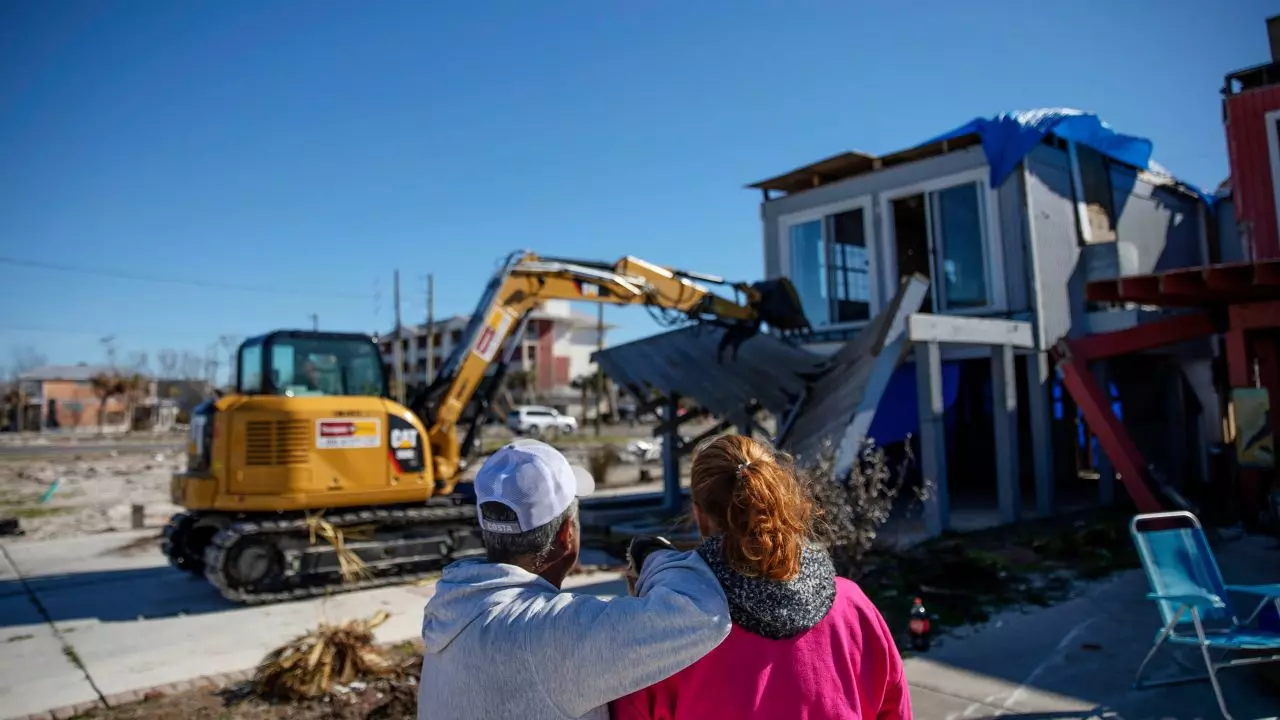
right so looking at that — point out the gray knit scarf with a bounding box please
[696,535,838,640]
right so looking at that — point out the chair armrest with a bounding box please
[1225,584,1280,598]
[1147,592,1226,609]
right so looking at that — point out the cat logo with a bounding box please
[391,428,419,450]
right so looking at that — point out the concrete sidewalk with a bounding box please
[0,531,626,719]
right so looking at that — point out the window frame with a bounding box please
[776,194,878,332]
[1266,109,1280,255]
[878,167,1007,315]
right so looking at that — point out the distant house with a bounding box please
[15,364,173,432]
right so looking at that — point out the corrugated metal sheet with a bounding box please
[594,275,928,467]
[1224,85,1280,260]
[777,276,928,464]
[592,326,823,426]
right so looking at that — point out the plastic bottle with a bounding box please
[908,597,931,651]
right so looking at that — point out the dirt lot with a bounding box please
[0,448,187,541]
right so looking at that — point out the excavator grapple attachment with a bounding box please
[750,278,811,334]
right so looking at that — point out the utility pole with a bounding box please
[393,269,405,404]
[425,273,435,383]
[594,304,604,437]
[100,335,117,370]
[309,313,318,331]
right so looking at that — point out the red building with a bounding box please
[1222,15,1280,260]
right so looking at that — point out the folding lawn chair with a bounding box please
[1130,511,1280,719]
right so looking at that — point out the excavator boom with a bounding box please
[415,251,809,483]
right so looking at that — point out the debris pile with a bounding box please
[253,611,404,701]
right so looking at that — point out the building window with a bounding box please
[785,203,872,328]
[887,176,996,312]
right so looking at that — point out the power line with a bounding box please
[0,256,370,300]
[0,324,240,339]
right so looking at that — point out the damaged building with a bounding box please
[595,108,1221,539]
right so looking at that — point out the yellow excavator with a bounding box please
[162,250,809,602]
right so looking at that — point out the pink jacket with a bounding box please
[610,576,911,720]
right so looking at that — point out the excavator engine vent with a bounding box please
[244,420,310,466]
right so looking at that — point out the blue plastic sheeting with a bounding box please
[865,362,961,446]
[927,108,1212,205]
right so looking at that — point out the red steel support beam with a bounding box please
[1054,348,1164,513]
[1066,312,1216,363]
[1052,312,1218,515]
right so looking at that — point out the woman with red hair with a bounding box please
[611,434,912,719]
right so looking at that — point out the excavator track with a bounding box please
[192,504,484,604]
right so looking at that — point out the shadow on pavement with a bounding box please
[914,534,1280,719]
[0,566,237,626]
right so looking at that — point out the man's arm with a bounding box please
[522,549,731,719]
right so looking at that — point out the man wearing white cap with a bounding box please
[418,439,730,720]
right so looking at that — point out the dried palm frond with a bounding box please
[303,511,375,584]
[253,611,398,700]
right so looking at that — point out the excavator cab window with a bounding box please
[240,332,388,398]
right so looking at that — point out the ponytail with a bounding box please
[691,435,812,581]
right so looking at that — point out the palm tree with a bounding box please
[90,373,126,433]
[122,373,150,431]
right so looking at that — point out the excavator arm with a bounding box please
[415,250,810,485]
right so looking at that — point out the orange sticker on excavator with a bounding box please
[315,418,381,449]
[471,309,513,363]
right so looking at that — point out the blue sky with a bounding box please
[0,0,1273,380]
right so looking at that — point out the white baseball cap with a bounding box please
[474,439,595,534]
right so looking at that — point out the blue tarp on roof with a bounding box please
[927,108,1211,204]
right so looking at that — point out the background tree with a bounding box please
[180,351,203,380]
[121,373,150,431]
[5,346,47,432]
[127,352,151,375]
[9,345,47,377]
[158,349,179,378]
[89,373,126,433]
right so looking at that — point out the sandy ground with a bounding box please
[0,449,188,541]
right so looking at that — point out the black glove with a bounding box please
[626,535,678,578]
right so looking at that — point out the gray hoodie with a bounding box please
[417,549,731,720]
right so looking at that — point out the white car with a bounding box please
[507,406,577,437]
